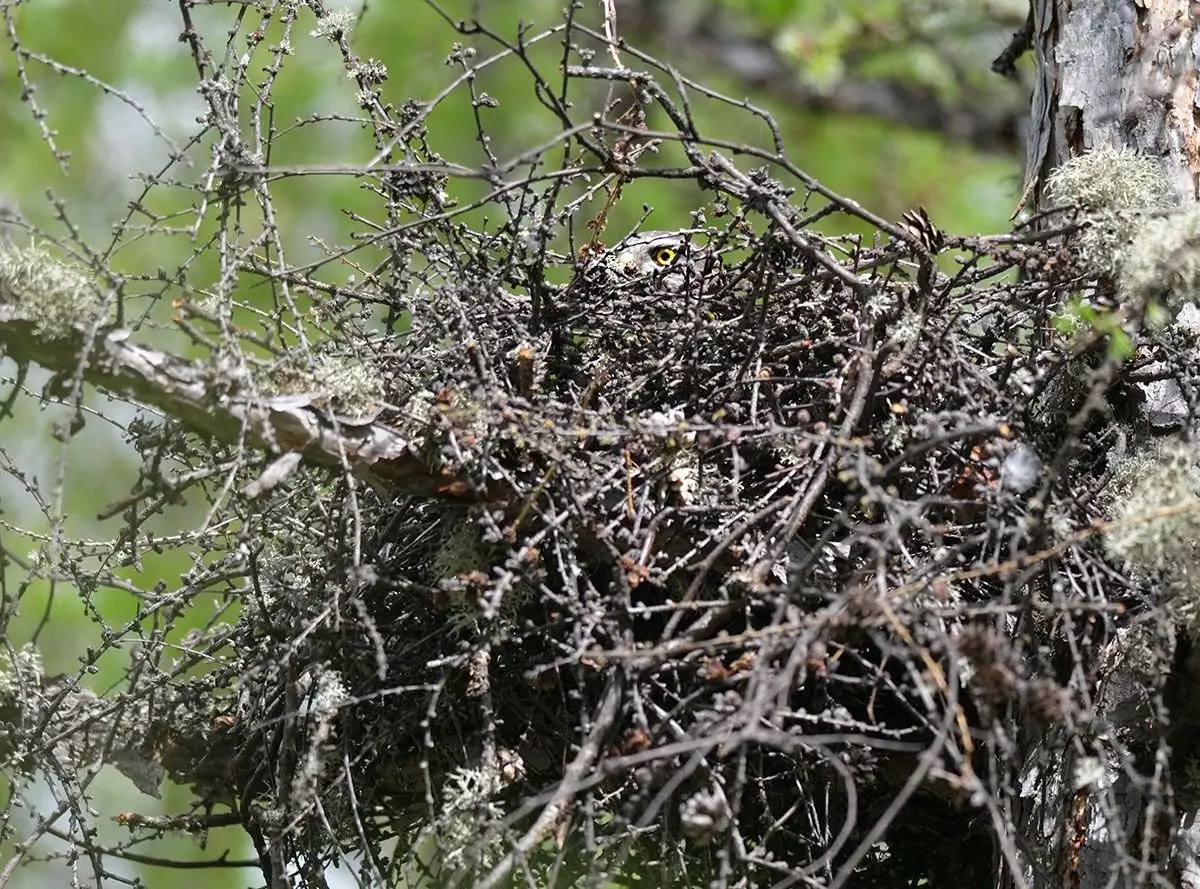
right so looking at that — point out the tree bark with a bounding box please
[1027,0,1199,211]
[1028,2,1200,885]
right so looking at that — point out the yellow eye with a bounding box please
[653,246,677,266]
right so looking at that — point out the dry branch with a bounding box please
[0,302,481,501]
[3,3,1200,889]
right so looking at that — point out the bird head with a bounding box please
[606,230,713,294]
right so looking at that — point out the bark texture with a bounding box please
[1028,3,1200,885]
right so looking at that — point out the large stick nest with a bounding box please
[4,5,1200,889]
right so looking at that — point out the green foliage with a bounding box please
[1052,296,1134,360]
[714,0,1025,99]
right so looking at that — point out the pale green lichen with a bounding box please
[291,668,350,806]
[0,644,43,704]
[409,747,524,877]
[309,9,355,40]
[430,522,493,582]
[306,669,349,720]
[0,644,44,772]
[0,243,108,337]
[263,352,385,420]
[1047,146,1174,214]
[1180,756,1200,809]
[1046,147,1176,280]
[1103,439,1200,609]
[1117,205,1200,313]
[429,523,533,635]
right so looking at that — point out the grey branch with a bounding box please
[0,304,479,501]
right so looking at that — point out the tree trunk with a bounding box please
[1028,2,1200,885]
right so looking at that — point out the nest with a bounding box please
[4,6,1200,889]
[138,200,1191,887]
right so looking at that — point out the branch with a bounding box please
[0,304,486,501]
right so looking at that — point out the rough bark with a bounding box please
[1028,2,1200,885]
[1028,0,1199,210]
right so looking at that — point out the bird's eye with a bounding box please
[653,246,677,266]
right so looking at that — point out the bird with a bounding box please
[543,230,724,406]
[598,230,716,295]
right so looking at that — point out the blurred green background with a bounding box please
[0,0,1022,885]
